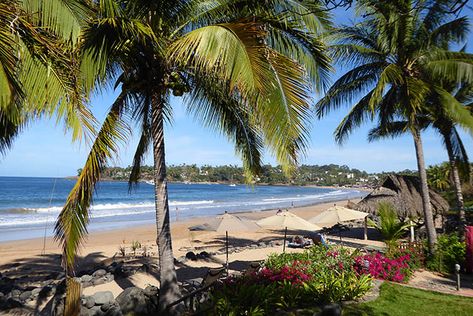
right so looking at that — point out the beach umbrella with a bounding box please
[256,210,322,252]
[189,212,259,273]
[309,205,369,240]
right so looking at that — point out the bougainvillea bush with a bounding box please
[199,246,373,315]
[354,252,412,282]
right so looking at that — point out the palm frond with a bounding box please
[429,16,469,47]
[334,90,374,144]
[316,62,384,118]
[21,0,92,45]
[168,22,270,100]
[185,75,264,181]
[434,86,473,134]
[369,64,404,111]
[128,94,151,190]
[54,93,130,270]
[257,50,311,174]
[424,50,473,84]
[367,120,409,142]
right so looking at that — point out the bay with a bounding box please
[0,176,365,242]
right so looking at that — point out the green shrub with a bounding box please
[426,234,466,273]
[199,246,373,315]
[368,202,411,251]
[387,243,425,272]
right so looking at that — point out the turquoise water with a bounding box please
[0,177,365,241]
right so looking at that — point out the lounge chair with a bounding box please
[182,266,226,290]
[170,267,226,312]
[243,261,263,276]
[287,236,311,248]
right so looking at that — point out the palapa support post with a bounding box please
[364,217,368,240]
[225,230,229,274]
[283,227,287,253]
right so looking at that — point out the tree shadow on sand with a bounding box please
[0,252,107,315]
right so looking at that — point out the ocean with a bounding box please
[0,177,366,242]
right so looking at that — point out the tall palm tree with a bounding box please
[435,83,473,223]
[0,0,95,155]
[368,82,473,224]
[316,0,473,254]
[55,0,331,311]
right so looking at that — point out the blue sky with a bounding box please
[0,6,472,177]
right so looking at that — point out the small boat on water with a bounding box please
[229,184,236,187]
[144,180,154,185]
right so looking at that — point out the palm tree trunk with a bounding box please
[444,134,466,223]
[151,90,180,313]
[411,127,437,254]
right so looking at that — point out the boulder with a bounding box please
[19,290,32,301]
[31,287,42,297]
[81,274,93,283]
[116,287,156,315]
[93,278,106,286]
[93,269,107,278]
[101,302,111,312]
[10,289,21,299]
[92,291,114,305]
[143,285,159,307]
[87,305,103,316]
[82,295,96,309]
[185,252,197,261]
[104,305,123,316]
[105,274,114,282]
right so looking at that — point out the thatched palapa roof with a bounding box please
[356,174,449,218]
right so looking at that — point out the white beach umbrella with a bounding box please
[189,212,260,272]
[256,210,322,252]
[309,205,369,240]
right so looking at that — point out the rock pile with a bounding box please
[176,241,279,264]
[77,285,159,316]
[0,259,160,315]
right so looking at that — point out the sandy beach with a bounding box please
[0,200,361,266]
[0,198,389,309]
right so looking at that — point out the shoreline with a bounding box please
[0,191,367,244]
[0,199,364,267]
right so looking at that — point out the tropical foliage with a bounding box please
[0,0,95,155]
[368,78,473,222]
[427,163,452,192]
[54,0,332,310]
[316,0,473,253]
[426,233,466,273]
[92,163,375,186]
[200,246,373,314]
[368,202,411,251]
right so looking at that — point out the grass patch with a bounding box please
[343,282,473,316]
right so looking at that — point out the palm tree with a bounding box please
[368,81,473,224]
[432,83,473,223]
[55,0,331,311]
[0,0,95,155]
[316,0,473,254]
[368,202,411,251]
[427,163,451,191]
